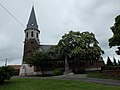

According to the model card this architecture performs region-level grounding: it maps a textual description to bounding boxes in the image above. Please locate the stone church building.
[19,6,53,76]
[19,7,104,76]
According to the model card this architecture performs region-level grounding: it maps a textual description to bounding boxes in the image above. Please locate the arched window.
[36,33,39,38]
[26,32,28,38]
[31,31,34,37]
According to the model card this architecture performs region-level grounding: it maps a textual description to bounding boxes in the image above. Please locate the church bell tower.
[20,6,40,76]
[23,6,40,63]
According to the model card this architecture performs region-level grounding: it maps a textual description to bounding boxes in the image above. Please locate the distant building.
[9,65,21,75]
[19,6,104,76]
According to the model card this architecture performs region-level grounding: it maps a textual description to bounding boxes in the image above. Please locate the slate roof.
[40,45,62,59]
[27,6,38,30]
[40,45,54,52]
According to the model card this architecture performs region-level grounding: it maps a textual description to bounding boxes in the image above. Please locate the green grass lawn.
[87,72,106,78]
[0,78,120,90]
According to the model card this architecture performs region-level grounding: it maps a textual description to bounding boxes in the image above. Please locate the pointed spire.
[27,6,38,30]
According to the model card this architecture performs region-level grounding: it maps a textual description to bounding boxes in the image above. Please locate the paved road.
[54,74,120,86]
[51,74,120,86]
[16,74,120,86]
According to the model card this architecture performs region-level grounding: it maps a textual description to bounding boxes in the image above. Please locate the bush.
[53,68,64,75]
[0,66,14,85]
[102,65,120,70]
[73,67,85,74]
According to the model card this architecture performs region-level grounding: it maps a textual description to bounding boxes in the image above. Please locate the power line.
[0,2,25,27]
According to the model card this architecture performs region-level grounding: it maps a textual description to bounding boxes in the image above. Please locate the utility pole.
[5,58,7,66]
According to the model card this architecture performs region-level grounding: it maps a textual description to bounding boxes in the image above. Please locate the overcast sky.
[0,0,120,66]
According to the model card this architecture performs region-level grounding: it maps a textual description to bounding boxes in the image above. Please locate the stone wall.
[19,64,34,76]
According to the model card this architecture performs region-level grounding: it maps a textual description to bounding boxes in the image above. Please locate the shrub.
[73,67,85,74]
[102,65,120,70]
[0,66,14,85]
[53,68,63,75]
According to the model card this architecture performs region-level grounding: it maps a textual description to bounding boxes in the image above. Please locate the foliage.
[73,66,85,74]
[0,66,14,85]
[109,15,120,54]
[57,31,103,60]
[113,57,117,66]
[102,65,114,70]
[49,31,104,73]
[53,68,64,75]
[106,57,113,66]
[26,51,50,75]
[1,78,120,90]
[118,60,120,65]
[102,57,120,70]
[87,72,106,79]
[49,45,61,58]
[102,57,113,70]
[102,65,120,70]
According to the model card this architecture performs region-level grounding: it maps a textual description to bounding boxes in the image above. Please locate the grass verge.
[0,78,120,90]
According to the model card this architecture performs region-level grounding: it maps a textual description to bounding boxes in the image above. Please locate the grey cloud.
[0,0,120,66]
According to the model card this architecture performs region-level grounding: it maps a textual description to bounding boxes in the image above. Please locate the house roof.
[9,65,21,69]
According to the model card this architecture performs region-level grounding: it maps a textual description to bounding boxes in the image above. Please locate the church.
[19,6,104,76]
[19,6,53,76]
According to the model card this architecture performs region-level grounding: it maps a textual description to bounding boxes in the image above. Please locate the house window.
[31,31,34,37]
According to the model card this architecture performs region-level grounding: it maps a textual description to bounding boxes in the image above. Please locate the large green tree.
[49,31,104,68]
[109,15,120,54]
[70,32,104,61]
[26,51,50,75]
